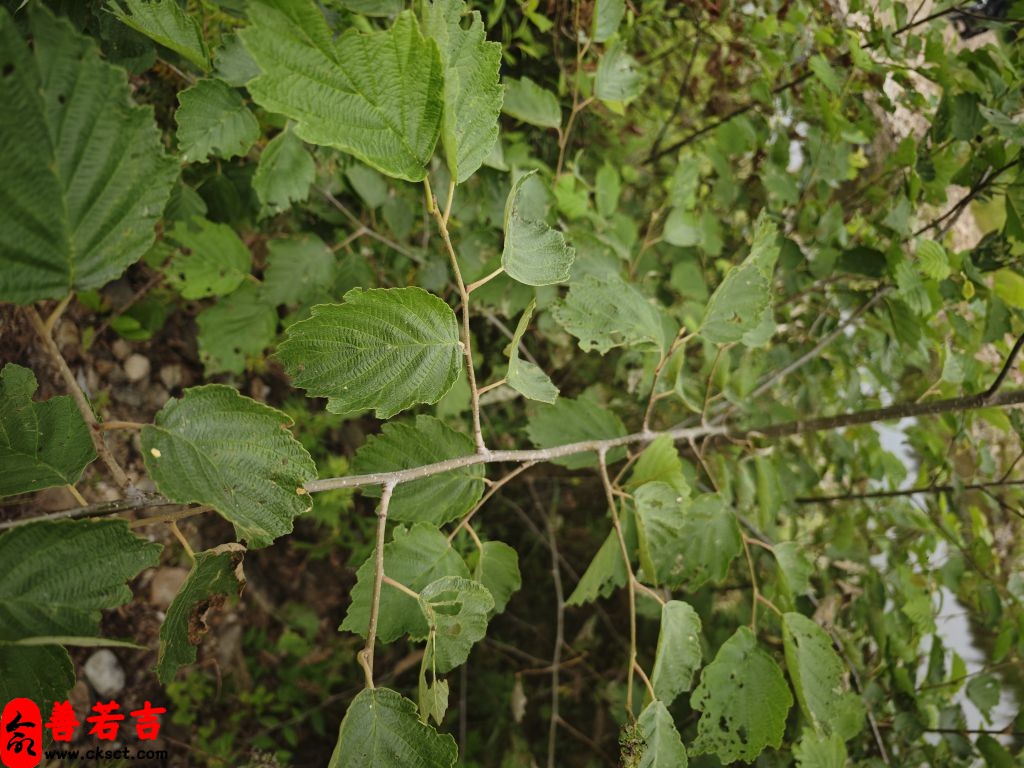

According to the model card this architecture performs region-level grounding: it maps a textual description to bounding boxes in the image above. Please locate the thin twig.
[542,497,564,768]
[448,462,537,542]
[359,481,396,689]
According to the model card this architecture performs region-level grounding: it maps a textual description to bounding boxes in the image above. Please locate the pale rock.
[83,650,126,698]
[124,354,151,382]
[110,339,132,360]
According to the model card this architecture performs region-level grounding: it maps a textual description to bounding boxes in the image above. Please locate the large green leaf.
[553,274,668,354]
[642,492,740,590]
[651,600,702,705]
[328,687,457,768]
[419,577,494,672]
[636,701,688,768]
[109,0,210,70]
[782,612,864,741]
[241,1,443,182]
[468,540,521,614]
[626,436,688,494]
[633,481,689,587]
[175,78,260,163]
[595,40,642,107]
[353,416,485,526]
[690,626,793,763]
[341,524,470,642]
[262,236,336,306]
[253,126,316,217]
[502,76,561,129]
[195,284,278,375]
[423,0,502,183]
[793,729,848,768]
[277,287,462,418]
[526,395,627,469]
[505,300,558,403]
[566,506,637,606]
[0,4,178,304]
[165,217,252,300]
[141,386,317,548]
[0,363,96,497]
[156,546,244,683]
[502,171,576,286]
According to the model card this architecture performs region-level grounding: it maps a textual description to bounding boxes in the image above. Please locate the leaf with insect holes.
[165,217,252,300]
[142,386,317,548]
[505,300,558,402]
[553,274,668,354]
[175,78,260,163]
[419,576,494,672]
[633,481,690,587]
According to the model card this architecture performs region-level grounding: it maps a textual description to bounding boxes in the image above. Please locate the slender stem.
[633,579,666,605]
[442,178,456,225]
[129,505,212,529]
[449,462,537,542]
[741,532,759,631]
[44,294,73,335]
[359,482,396,689]
[466,266,504,294]
[797,477,1024,504]
[633,661,657,703]
[544,505,565,768]
[642,330,692,433]
[169,521,196,563]
[98,421,148,431]
[476,378,507,396]
[65,484,87,507]
[382,574,421,600]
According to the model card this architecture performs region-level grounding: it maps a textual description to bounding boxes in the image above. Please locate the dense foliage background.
[1,0,1023,766]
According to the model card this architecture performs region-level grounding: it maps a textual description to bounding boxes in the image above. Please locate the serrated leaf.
[109,0,209,70]
[774,540,813,608]
[419,576,494,672]
[967,673,1001,721]
[0,5,178,304]
[156,546,244,683]
[626,436,688,494]
[690,626,793,763]
[423,0,502,183]
[0,363,96,497]
[196,284,278,376]
[526,396,627,469]
[0,646,75,711]
[253,126,317,217]
[502,76,561,129]
[633,482,689,587]
[595,162,622,217]
[341,524,470,642]
[213,34,260,86]
[592,0,625,42]
[142,385,317,548]
[664,493,740,589]
[165,217,252,300]
[328,687,457,768]
[636,701,688,768]
[793,729,847,768]
[595,40,642,106]
[241,2,443,182]
[917,239,951,280]
[553,274,667,354]
[502,171,576,286]
[566,510,637,606]
[353,416,484,526]
[782,612,864,741]
[418,642,450,725]
[176,78,260,163]
[894,259,930,315]
[277,287,462,419]
[505,300,558,402]
[808,54,841,94]
[468,540,521,614]
[700,213,779,345]
[651,600,702,705]
[262,236,336,307]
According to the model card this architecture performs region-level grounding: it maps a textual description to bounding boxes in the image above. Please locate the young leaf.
[502,171,576,286]
[793,729,847,768]
[699,213,779,346]
[142,386,317,548]
[175,79,260,163]
[505,300,558,403]
[108,0,209,70]
[502,76,561,130]
[636,701,688,768]
[468,540,522,614]
[651,600,702,705]
[0,4,178,304]
[253,127,317,217]
[553,274,668,354]
[419,576,494,672]
[626,436,688,494]
[595,40,643,107]
[156,545,245,683]
[418,642,450,725]
[196,284,278,376]
[262,236,336,307]
[690,626,793,763]
[423,0,502,184]
[967,674,1001,722]
[782,613,864,741]
[165,217,252,300]
[277,287,462,419]
[241,2,443,182]
[341,524,470,642]
[592,0,625,42]
[0,363,96,497]
[773,540,813,608]
[328,687,457,768]
[916,239,951,281]
[526,396,627,469]
[353,416,485,526]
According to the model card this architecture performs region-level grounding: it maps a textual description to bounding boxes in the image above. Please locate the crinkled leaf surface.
[0,5,178,304]
[342,524,469,642]
[669,494,742,589]
[505,300,558,402]
[328,687,457,768]
[595,40,642,106]
[651,600,702,705]
[156,546,245,683]
[526,395,627,469]
[468,540,521,614]
[277,287,462,418]
[262,236,336,306]
[196,284,278,376]
[553,274,667,354]
[423,0,502,183]
[633,481,690,587]
[253,127,317,217]
[0,646,75,711]
[690,626,793,763]
[502,76,561,129]
[165,217,252,300]
[241,2,443,182]
[353,415,484,526]
[0,363,96,497]
[109,0,209,70]
[142,386,317,548]
[419,576,494,672]
[502,171,575,286]
[636,701,688,768]
[418,646,450,725]
[175,78,260,163]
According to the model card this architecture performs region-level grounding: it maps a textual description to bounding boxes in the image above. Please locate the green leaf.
[699,213,779,345]
[108,0,209,70]
[353,415,484,526]
[782,612,864,741]
[592,0,625,42]
[992,269,1024,309]
[502,76,561,130]
[636,701,688,768]
[793,729,847,768]
[626,436,688,494]
[342,524,470,642]
[0,363,96,497]
[690,626,793,763]
[328,687,457,768]
[774,540,813,607]
[418,646,450,725]
[553,274,667,354]
[595,40,642,106]
[165,217,252,300]
[423,0,502,183]
[668,494,740,589]
[0,5,178,304]
[142,385,317,548]
[595,162,622,217]
[502,171,576,286]
[917,239,951,281]
[0,646,75,712]
[967,673,1001,721]
[253,126,317,217]
[262,236,336,306]
[196,284,278,376]
[241,2,443,182]
[156,545,244,683]
[633,482,689,586]
[566,511,636,606]
[419,576,494,672]
[526,395,627,469]
[505,299,558,403]
[808,54,841,94]
[468,540,521,614]
[175,78,260,163]
[651,600,702,705]
[277,287,462,418]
